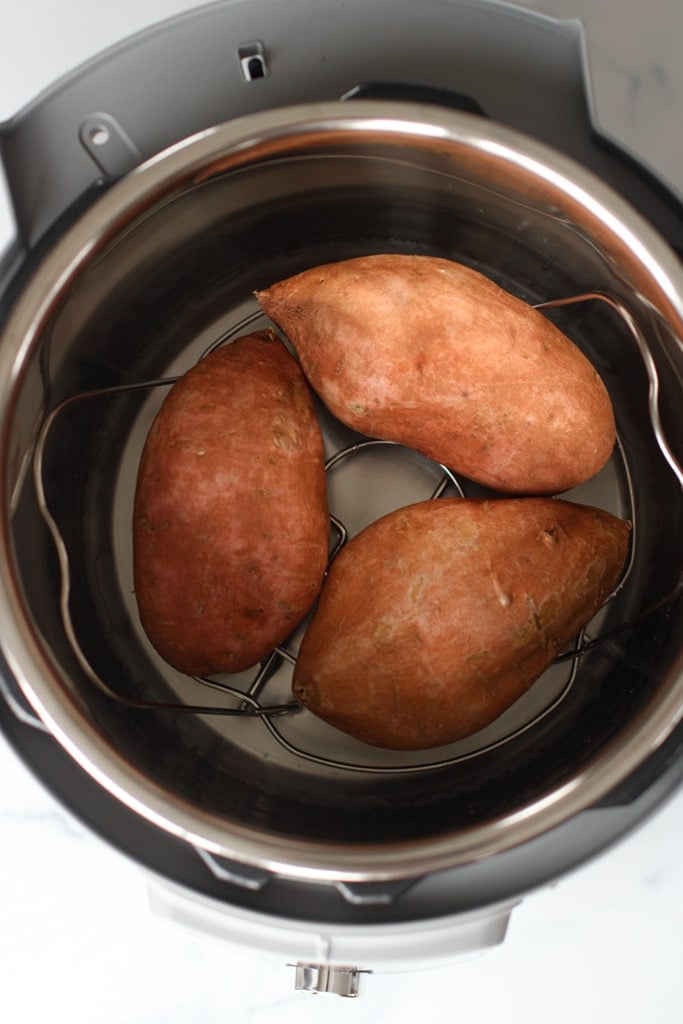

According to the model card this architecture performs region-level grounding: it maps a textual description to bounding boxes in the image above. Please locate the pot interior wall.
[8,135,683,846]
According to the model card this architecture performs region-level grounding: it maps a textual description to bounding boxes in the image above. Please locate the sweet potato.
[256,254,616,494]
[292,498,630,749]
[133,330,329,676]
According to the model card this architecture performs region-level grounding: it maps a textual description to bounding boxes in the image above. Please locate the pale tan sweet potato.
[256,254,616,494]
[133,330,329,676]
[292,498,630,749]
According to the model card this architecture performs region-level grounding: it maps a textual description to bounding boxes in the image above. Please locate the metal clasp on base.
[293,962,366,997]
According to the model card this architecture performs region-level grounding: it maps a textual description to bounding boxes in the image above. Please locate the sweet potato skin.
[133,330,329,676]
[292,498,630,749]
[256,254,616,494]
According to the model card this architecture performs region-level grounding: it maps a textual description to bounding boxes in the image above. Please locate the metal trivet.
[32,292,681,774]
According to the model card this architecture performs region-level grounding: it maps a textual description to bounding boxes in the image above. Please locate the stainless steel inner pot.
[0,101,681,882]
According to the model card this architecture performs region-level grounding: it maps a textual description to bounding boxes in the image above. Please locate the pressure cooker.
[0,0,681,996]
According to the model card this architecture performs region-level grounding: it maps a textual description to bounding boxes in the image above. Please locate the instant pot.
[0,0,681,997]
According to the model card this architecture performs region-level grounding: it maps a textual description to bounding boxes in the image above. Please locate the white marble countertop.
[1,2,682,1021]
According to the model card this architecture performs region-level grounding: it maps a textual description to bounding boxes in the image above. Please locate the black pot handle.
[341,81,487,118]
[0,657,48,733]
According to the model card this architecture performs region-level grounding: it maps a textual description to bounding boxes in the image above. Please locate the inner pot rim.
[0,100,682,882]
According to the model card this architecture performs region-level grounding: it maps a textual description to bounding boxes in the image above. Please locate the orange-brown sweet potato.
[133,330,329,676]
[292,497,630,749]
[256,254,616,494]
